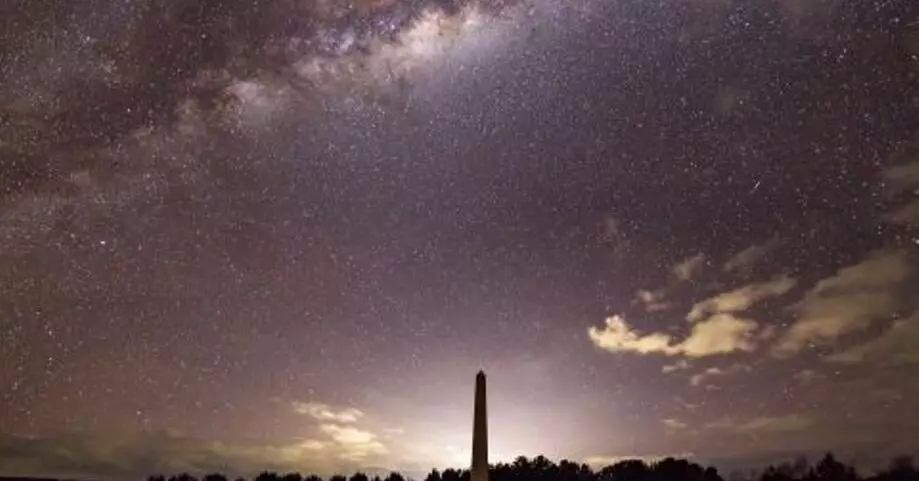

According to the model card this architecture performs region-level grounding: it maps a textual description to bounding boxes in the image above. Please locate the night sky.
[2,0,919,479]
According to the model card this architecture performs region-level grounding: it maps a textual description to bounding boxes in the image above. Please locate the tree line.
[148,453,918,481]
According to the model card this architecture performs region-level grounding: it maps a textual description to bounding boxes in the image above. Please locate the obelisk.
[472,370,488,481]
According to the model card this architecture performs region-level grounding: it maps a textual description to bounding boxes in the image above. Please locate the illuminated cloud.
[662,418,689,430]
[686,276,797,322]
[583,453,696,468]
[886,200,919,225]
[633,288,672,312]
[678,314,759,357]
[292,402,365,423]
[772,249,913,355]
[588,314,758,358]
[319,424,388,460]
[826,310,919,365]
[0,431,343,479]
[382,427,406,437]
[880,155,919,226]
[673,254,707,282]
[688,363,751,387]
[690,367,724,387]
[601,216,632,255]
[723,238,778,273]
[662,359,691,374]
[792,369,821,385]
[705,414,814,434]
[588,315,680,355]
[882,158,919,196]
[284,401,389,463]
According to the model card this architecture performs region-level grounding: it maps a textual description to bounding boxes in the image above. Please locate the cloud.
[293,402,364,423]
[686,275,797,322]
[588,314,758,358]
[0,431,357,480]
[634,288,672,312]
[689,368,723,387]
[772,249,913,355]
[662,359,691,374]
[705,414,814,434]
[792,369,821,385]
[881,155,919,225]
[601,216,633,256]
[583,453,696,468]
[882,159,919,195]
[825,310,919,365]
[588,315,680,355]
[662,418,689,430]
[319,425,388,460]
[673,254,707,282]
[886,200,919,225]
[723,238,778,273]
[688,363,751,387]
[678,314,759,357]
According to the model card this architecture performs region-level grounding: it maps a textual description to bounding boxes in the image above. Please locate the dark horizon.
[1,452,917,481]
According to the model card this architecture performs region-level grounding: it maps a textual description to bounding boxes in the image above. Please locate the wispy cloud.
[688,363,751,387]
[678,314,759,357]
[881,157,919,225]
[662,359,691,374]
[687,275,797,322]
[772,249,913,356]
[583,453,696,468]
[723,238,779,273]
[588,315,680,355]
[705,414,814,434]
[319,425,388,460]
[662,418,689,430]
[0,431,351,480]
[292,402,365,423]
[792,369,822,385]
[673,254,707,282]
[588,314,758,358]
[633,288,673,312]
[825,309,919,365]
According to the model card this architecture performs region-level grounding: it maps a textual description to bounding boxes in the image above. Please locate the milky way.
[2,0,919,480]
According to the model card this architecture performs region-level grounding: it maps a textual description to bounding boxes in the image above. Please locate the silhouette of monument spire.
[472,370,488,481]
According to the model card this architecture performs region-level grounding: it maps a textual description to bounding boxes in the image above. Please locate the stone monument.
[472,370,488,481]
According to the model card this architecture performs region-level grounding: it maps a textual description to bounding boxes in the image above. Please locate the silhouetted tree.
[143,451,919,481]
[257,472,281,481]
[875,456,918,481]
[704,466,724,481]
[205,473,229,481]
[601,459,650,481]
[815,453,856,481]
[443,468,463,481]
[169,473,198,481]
[386,472,406,481]
[426,468,443,481]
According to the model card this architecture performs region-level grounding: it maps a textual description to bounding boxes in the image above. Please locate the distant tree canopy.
[148,453,917,481]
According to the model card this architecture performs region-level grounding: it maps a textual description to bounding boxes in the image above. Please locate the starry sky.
[2,0,919,479]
